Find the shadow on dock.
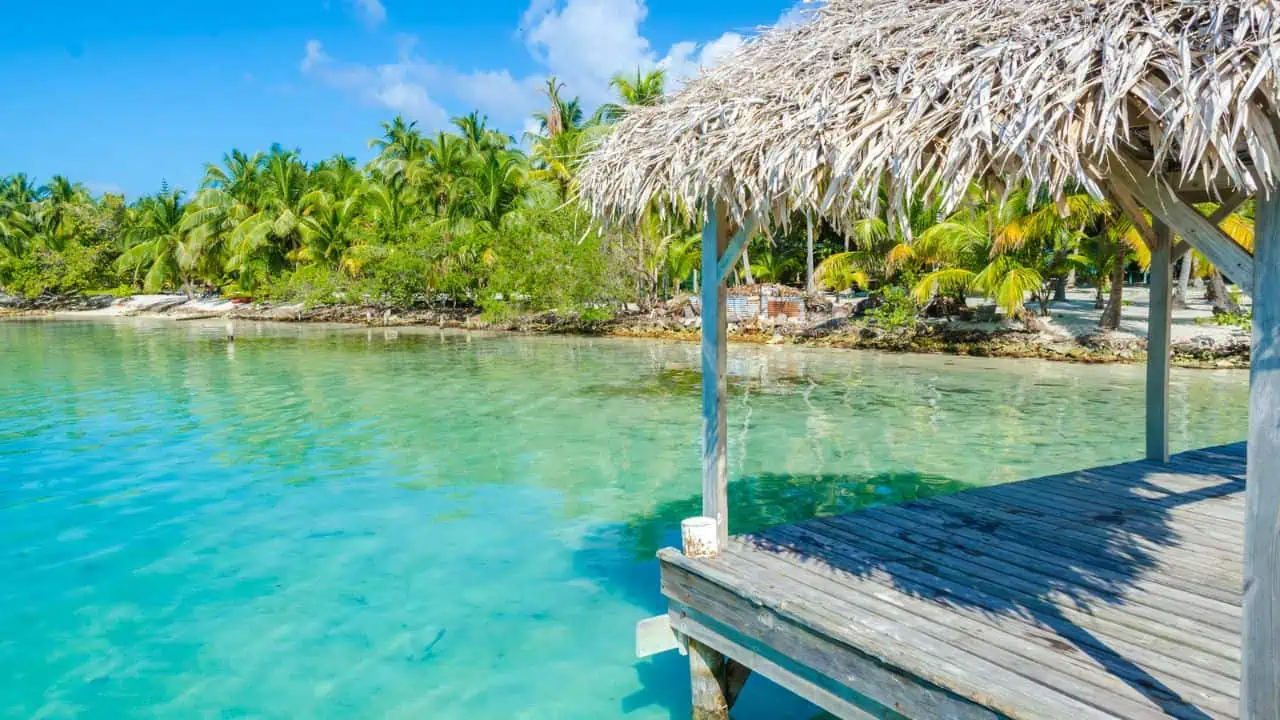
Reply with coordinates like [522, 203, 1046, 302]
[577, 445, 1246, 719]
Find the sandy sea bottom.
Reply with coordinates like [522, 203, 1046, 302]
[0, 319, 1250, 718]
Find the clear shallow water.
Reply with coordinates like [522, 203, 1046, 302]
[0, 319, 1249, 719]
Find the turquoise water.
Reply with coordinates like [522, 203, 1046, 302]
[0, 319, 1249, 719]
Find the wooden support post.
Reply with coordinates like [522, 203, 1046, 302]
[1245, 191, 1280, 719]
[1146, 221, 1172, 463]
[700, 200, 732, 549]
[688, 638, 730, 720]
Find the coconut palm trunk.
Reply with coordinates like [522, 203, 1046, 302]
[806, 213, 816, 293]
[1174, 255, 1192, 308]
[741, 247, 755, 284]
[1208, 269, 1239, 314]
[1100, 252, 1126, 330]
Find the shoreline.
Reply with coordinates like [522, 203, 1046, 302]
[1, 292, 1251, 369]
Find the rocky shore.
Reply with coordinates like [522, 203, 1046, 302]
[0, 291, 1251, 369]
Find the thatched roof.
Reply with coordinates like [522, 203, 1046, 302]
[579, 0, 1280, 231]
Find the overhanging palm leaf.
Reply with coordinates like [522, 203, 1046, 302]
[815, 251, 875, 291]
[911, 268, 976, 304]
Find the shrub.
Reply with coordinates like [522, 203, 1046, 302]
[0, 242, 124, 298]
[1198, 311, 1252, 330]
[365, 247, 432, 307]
[266, 265, 353, 307]
[867, 285, 921, 333]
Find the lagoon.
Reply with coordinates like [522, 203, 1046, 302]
[0, 320, 1250, 718]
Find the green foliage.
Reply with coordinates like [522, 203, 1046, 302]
[867, 285, 920, 332]
[1198, 311, 1252, 330]
[481, 207, 624, 316]
[1, 241, 124, 298]
[16, 75, 1256, 331]
[364, 246, 434, 307]
[266, 265, 356, 307]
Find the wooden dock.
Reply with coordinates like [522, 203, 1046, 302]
[660, 443, 1246, 719]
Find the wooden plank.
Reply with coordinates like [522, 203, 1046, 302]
[999, 465, 1245, 529]
[661, 555, 1003, 720]
[970, 475, 1245, 552]
[636, 614, 679, 658]
[1110, 151, 1254, 294]
[749, 522, 1240, 668]
[931, 491, 1243, 580]
[1175, 193, 1250, 259]
[762, 523, 1241, 696]
[1244, 190, 1280, 719]
[906, 495, 1240, 589]
[667, 553, 1115, 720]
[823, 506, 1241, 635]
[1149, 221, 1173, 462]
[668, 605, 881, 720]
[871, 499, 1240, 606]
[729, 542, 1235, 719]
[818, 512, 1241, 647]
[1110, 180, 1159, 248]
[868, 501, 1240, 614]
[700, 200, 731, 548]
[952, 470, 1245, 552]
[1048, 469, 1246, 529]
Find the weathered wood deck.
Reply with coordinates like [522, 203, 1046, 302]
[661, 443, 1246, 719]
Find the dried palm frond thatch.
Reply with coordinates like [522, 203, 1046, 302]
[578, 0, 1280, 233]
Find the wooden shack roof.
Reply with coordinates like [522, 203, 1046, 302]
[578, 0, 1280, 232]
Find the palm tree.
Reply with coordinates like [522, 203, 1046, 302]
[118, 190, 191, 294]
[203, 150, 264, 201]
[452, 112, 510, 152]
[198, 145, 312, 288]
[0, 175, 38, 257]
[364, 169, 419, 244]
[312, 155, 364, 199]
[910, 184, 1106, 317]
[815, 181, 950, 292]
[750, 249, 801, 284]
[422, 132, 471, 216]
[663, 233, 701, 294]
[298, 190, 365, 267]
[23, 175, 90, 252]
[370, 116, 427, 169]
[599, 68, 666, 121]
[532, 78, 575, 138]
[455, 149, 530, 230]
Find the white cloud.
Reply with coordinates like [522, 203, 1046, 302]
[522, 0, 653, 106]
[776, 2, 817, 29]
[300, 0, 750, 133]
[300, 39, 449, 127]
[350, 0, 387, 28]
[658, 32, 744, 89]
[451, 70, 543, 123]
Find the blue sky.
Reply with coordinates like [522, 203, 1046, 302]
[0, 0, 797, 197]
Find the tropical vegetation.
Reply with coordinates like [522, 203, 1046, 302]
[0, 68, 1254, 329]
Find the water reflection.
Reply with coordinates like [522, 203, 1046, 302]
[0, 319, 1250, 719]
